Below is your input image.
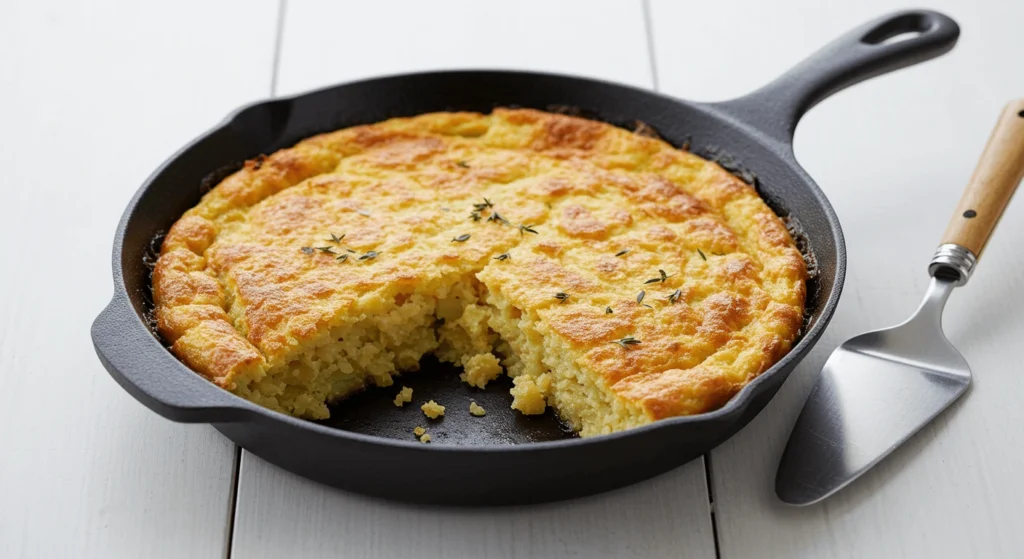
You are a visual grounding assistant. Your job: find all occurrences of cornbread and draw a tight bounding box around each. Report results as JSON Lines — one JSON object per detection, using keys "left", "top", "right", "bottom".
{"left": 413, "top": 426, "right": 426, "bottom": 437}
{"left": 421, "top": 400, "right": 445, "bottom": 419}
{"left": 392, "top": 386, "right": 413, "bottom": 407}
{"left": 153, "top": 108, "right": 806, "bottom": 437}
{"left": 419, "top": 434, "right": 432, "bottom": 443}
{"left": 469, "top": 402, "right": 486, "bottom": 417}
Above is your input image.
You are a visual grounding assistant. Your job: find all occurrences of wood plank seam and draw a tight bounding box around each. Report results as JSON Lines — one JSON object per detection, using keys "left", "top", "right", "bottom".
{"left": 643, "top": 0, "right": 721, "bottom": 553}
{"left": 642, "top": 0, "right": 661, "bottom": 91}
{"left": 270, "top": 0, "right": 288, "bottom": 97}
{"left": 704, "top": 452, "right": 723, "bottom": 559}
{"left": 227, "top": 2, "right": 288, "bottom": 558}
{"left": 224, "top": 446, "right": 243, "bottom": 559}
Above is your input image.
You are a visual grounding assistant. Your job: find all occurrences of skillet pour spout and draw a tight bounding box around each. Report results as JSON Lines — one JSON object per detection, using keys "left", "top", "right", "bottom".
{"left": 92, "top": 10, "right": 958, "bottom": 505}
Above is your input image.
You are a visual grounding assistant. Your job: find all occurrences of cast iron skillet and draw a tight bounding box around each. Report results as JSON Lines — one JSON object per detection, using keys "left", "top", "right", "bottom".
{"left": 92, "top": 10, "right": 958, "bottom": 505}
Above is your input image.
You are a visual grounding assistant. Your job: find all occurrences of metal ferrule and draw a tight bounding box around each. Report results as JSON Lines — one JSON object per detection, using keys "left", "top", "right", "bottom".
{"left": 928, "top": 244, "right": 977, "bottom": 286}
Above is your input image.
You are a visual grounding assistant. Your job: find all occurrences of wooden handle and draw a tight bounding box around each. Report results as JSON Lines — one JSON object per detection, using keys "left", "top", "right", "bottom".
{"left": 941, "top": 99, "right": 1024, "bottom": 256}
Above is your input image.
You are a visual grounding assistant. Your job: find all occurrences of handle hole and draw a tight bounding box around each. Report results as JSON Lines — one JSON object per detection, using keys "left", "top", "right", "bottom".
{"left": 1018, "top": 110, "right": 1024, "bottom": 118}
{"left": 872, "top": 31, "right": 922, "bottom": 46}
{"left": 861, "top": 13, "right": 933, "bottom": 45}
{"left": 963, "top": 209, "right": 977, "bottom": 218}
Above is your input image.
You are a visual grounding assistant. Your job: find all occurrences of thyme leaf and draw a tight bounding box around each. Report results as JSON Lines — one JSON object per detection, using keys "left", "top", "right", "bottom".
{"left": 646, "top": 269, "right": 674, "bottom": 284}
{"left": 636, "top": 291, "right": 646, "bottom": 304}
{"left": 697, "top": 249, "right": 707, "bottom": 261}
{"left": 487, "top": 212, "right": 510, "bottom": 225}
{"left": 519, "top": 224, "right": 539, "bottom": 236}
{"left": 615, "top": 249, "right": 630, "bottom": 257}
{"left": 612, "top": 336, "right": 641, "bottom": 348}
{"left": 668, "top": 289, "right": 682, "bottom": 304}
{"left": 554, "top": 292, "right": 570, "bottom": 303}
{"left": 328, "top": 233, "right": 345, "bottom": 243}
{"left": 358, "top": 250, "right": 379, "bottom": 261}
{"left": 493, "top": 253, "right": 511, "bottom": 261}
{"left": 452, "top": 234, "right": 471, "bottom": 243}
{"left": 605, "top": 306, "right": 613, "bottom": 314}
{"left": 336, "top": 254, "right": 348, "bottom": 262}
{"left": 300, "top": 247, "right": 314, "bottom": 255}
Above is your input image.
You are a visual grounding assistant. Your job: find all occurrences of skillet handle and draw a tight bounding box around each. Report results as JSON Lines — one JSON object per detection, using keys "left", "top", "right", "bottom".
{"left": 713, "top": 10, "right": 959, "bottom": 146}
{"left": 92, "top": 296, "right": 255, "bottom": 423}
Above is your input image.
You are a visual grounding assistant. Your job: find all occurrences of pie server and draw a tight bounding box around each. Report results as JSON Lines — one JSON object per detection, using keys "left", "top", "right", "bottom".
{"left": 776, "top": 99, "right": 1024, "bottom": 505}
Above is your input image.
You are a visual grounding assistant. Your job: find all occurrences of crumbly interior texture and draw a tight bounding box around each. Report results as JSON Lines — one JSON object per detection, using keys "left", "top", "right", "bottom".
{"left": 153, "top": 109, "right": 806, "bottom": 437}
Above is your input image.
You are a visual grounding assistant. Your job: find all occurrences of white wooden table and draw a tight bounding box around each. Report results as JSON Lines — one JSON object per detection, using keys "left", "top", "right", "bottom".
{"left": 3, "top": 1, "right": 1023, "bottom": 557}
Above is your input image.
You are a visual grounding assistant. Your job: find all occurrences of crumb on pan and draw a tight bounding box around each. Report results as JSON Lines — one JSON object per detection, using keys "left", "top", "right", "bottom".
{"left": 421, "top": 400, "right": 445, "bottom": 419}
{"left": 469, "top": 401, "right": 486, "bottom": 416}
{"left": 392, "top": 386, "right": 413, "bottom": 407}
{"left": 419, "top": 433, "right": 432, "bottom": 443}
{"left": 413, "top": 426, "right": 426, "bottom": 436}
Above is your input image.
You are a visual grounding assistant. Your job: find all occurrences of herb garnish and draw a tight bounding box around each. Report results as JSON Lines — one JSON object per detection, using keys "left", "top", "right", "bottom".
{"left": 612, "top": 336, "right": 642, "bottom": 348}
{"left": 328, "top": 233, "right": 345, "bottom": 243}
{"left": 554, "top": 292, "right": 570, "bottom": 303}
{"left": 637, "top": 290, "right": 653, "bottom": 309}
{"left": 358, "top": 251, "right": 379, "bottom": 261}
{"left": 605, "top": 306, "right": 614, "bottom": 314}
{"left": 336, "top": 254, "right": 348, "bottom": 262}
{"left": 712, "top": 251, "right": 724, "bottom": 256}
{"left": 456, "top": 161, "right": 470, "bottom": 168}
{"left": 615, "top": 249, "right": 630, "bottom": 257}
{"left": 472, "top": 198, "right": 494, "bottom": 211}
{"left": 470, "top": 211, "right": 482, "bottom": 222}
{"left": 644, "top": 270, "right": 674, "bottom": 285}
{"left": 452, "top": 234, "right": 471, "bottom": 243}
{"left": 493, "top": 253, "right": 511, "bottom": 261}
{"left": 488, "top": 212, "right": 510, "bottom": 225}
{"left": 357, "top": 210, "right": 371, "bottom": 217}
{"left": 346, "top": 248, "right": 357, "bottom": 254}
{"left": 519, "top": 224, "right": 539, "bottom": 236}
{"left": 300, "top": 247, "right": 314, "bottom": 255}
{"left": 316, "top": 246, "right": 336, "bottom": 254}
{"left": 668, "top": 289, "right": 682, "bottom": 304}
{"left": 697, "top": 249, "right": 707, "bottom": 261}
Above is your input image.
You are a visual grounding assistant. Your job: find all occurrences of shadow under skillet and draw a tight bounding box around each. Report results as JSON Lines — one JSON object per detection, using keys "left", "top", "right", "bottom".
{"left": 317, "top": 356, "right": 577, "bottom": 445}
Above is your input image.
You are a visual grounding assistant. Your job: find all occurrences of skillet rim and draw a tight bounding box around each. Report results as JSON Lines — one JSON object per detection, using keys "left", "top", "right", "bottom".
{"left": 102, "top": 68, "right": 846, "bottom": 451}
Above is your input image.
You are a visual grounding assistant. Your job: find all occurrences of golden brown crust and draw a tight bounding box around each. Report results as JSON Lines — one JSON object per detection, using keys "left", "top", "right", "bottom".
{"left": 154, "top": 108, "right": 806, "bottom": 420}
